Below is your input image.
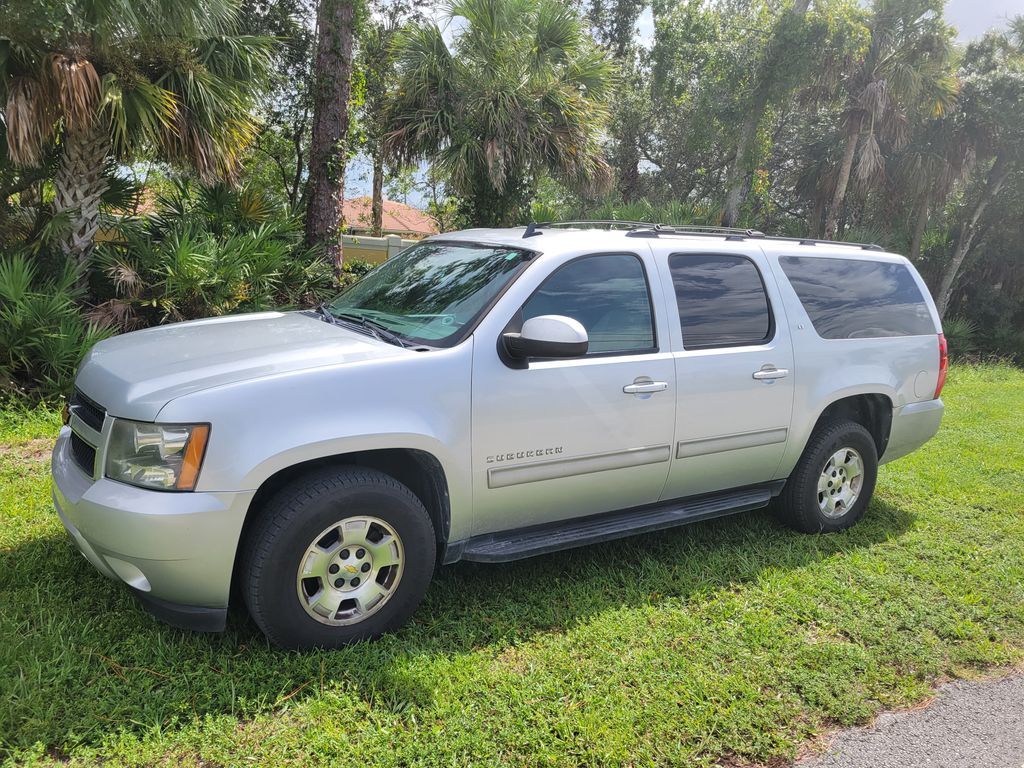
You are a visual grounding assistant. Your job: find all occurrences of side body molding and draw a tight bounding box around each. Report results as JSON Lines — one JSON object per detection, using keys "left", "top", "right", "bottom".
{"left": 487, "top": 444, "right": 672, "bottom": 489}
{"left": 676, "top": 427, "right": 788, "bottom": 459}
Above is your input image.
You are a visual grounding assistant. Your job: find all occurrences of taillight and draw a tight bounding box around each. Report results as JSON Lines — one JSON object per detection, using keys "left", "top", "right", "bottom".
{"left": 934, "top": 333, "right": 948, "bottom": 399}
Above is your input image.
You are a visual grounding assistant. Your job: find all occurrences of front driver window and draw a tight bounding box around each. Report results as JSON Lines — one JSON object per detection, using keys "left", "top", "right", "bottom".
{"left": 521, "top": 253, "right": 655, "bottom": 355}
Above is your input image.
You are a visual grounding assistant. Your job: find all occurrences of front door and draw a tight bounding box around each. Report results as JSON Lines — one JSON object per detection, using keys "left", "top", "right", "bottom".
{"left": 657, "top": 249, "right": 795, "bottom": 499}
{"left": 470, "top": 252, "right": 677, "bottom": 536}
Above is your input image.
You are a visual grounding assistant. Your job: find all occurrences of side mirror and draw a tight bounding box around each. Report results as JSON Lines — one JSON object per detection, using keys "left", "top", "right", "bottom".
{"left": 503, "top": 315, "right": 588, "bottom": 360}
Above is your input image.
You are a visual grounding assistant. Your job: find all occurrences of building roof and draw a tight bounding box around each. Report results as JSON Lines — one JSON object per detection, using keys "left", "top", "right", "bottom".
{"left": 343, "top": 197, "right": 438, "bottom": 236}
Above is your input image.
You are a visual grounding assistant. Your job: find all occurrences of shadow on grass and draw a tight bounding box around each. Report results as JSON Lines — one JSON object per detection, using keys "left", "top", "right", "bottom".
{"left": 0, "top": 497, "right": 914, "bottom": 753}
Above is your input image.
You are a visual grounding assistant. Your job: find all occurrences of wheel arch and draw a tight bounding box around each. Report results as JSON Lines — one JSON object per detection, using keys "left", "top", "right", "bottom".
{"left": 808, "top": 393, "right": 894, "bottom": 457}
{"left": 231, "top": 448, "right": 452, "bottom": 601}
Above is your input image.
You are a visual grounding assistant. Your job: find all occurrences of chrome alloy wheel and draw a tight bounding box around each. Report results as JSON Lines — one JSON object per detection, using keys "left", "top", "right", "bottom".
{"left": 295, "top": 516, "right": 404, "bottom": 625}
{"left": 817, "top": 447, "right": 864, "bottom": 519}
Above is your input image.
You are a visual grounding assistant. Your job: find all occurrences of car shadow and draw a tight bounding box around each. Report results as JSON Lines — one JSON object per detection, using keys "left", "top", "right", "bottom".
{"left": 0, "top": 497, "right": 914, "bottom": 754}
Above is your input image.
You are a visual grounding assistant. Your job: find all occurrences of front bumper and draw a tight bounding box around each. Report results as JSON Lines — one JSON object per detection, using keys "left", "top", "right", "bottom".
{"left": 52, "top": 427, "right": 255, "bottom": 631}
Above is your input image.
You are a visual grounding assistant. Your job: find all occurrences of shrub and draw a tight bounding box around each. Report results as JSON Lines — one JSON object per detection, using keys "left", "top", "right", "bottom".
{"left": 942, "top": 316, "right": 978, "bottom": 359}
{"left": 92, "top": 182, "right": 339, "bottom": 329}
{"left": 0, "top": 252, "right": 113, "bottom": 399}
{"left": 338, "top": 258, "right": 375, "bottom": 288}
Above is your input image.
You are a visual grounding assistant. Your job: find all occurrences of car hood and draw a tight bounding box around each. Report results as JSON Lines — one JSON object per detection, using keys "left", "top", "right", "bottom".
{"left": 75, "top": 311, "right": 408, "bottom": 421}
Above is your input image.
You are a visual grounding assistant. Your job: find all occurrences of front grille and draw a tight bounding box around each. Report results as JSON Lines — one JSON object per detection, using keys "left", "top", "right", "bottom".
{"left": 70, "top": 389, "right": 106, "bottom": 431}
{"left": 70, "top": 432, "right": 97, "bottom": 476}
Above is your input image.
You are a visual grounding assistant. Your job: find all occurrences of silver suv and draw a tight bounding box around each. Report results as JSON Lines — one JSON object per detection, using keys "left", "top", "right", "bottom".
{"left": 52, "top": 223, "right": 947, "bottom": 648}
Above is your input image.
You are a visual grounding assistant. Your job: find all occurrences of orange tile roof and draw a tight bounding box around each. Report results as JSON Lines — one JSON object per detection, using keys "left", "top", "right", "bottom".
{"left": 343, "top": 196, "right": 439, "bottom": 236}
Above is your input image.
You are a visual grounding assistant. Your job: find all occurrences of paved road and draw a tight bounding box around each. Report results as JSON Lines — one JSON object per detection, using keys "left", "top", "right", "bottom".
{"left": 796, "top": 672, "right": 1024, "bottom": 768}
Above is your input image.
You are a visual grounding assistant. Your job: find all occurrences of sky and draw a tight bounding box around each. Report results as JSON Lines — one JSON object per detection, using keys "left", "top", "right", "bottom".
{"left": 945, "top": 0, "right": 1021, "bottom": 40}
{"left": 349, "top": 0, "right": 1021, "bottom": 207}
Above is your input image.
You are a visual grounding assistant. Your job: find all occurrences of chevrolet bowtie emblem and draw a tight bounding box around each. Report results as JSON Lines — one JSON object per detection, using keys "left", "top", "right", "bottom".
{"left": 344, "top": 565, "right": 358, "bottom": 573}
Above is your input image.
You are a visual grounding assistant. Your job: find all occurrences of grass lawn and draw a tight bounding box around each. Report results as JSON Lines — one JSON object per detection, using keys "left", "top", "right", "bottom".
{"left": 1, "top": 364, "right": 1022, "bottom": 767}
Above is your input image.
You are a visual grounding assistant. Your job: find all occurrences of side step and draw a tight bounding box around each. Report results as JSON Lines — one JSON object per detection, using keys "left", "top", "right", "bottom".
{"left": 451, "top": 485, "right": 777, "bottom": 564}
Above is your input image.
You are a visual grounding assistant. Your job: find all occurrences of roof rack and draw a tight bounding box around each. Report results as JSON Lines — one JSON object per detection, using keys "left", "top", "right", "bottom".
{"left": 522, "top": 220, "right": 883, "bottom": 250}
{"left": 626, "top": 224, "right": 766, "bottom": 241}
{"left": 523, "top": 220, "right": 654, "bottom": 238}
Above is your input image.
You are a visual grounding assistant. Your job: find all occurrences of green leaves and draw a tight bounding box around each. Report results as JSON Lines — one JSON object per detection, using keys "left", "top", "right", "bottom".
{"left": 99, "top": 74, "right": 178, "bottom": 159}
{"left": 0, "top": 251, "right": 112, "bottom": 399}
{"left": 387, "top": 0, "right": 614, "bottom": 226}
{"left": 93, "top": 181, "right": 337, "bottom": 327}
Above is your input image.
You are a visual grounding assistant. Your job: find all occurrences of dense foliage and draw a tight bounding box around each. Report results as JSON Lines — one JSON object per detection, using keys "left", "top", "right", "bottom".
{"left": 0, "top": 0, "right": 274, "bottom": 276}
{"left": 387, "top": 0, "right": 616, "bottom": 226}
{"left": 543, "top": 0, "right": 1024, "bottom": 360}
{"left": 91, "top": 182, "right": 338, "bottom": 329}
{"left": 2, "top": 0, "right": 1023, "bottom": 400}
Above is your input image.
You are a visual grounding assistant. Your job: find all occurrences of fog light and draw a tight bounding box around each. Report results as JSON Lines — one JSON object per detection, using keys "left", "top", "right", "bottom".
{"left": 104, "top": 557, "right": 151, "bottom": 592}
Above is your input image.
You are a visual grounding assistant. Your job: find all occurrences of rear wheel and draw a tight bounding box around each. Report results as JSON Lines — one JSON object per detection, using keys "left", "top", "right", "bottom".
{"left": 241, "top": 467, "right": 435, "bottom": 649}
{"left": 775, "top": 419, "right": 878, "bottom": 533}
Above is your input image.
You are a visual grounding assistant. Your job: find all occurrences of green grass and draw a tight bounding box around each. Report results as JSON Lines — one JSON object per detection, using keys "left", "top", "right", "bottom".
{"left": 2, "top": 365, "right": 1023, "bottom": 767}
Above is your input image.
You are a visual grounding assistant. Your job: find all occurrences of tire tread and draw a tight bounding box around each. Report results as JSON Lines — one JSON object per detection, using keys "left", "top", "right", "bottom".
{"left": 240, "top": 466, "right": 434, "bottom": 648}
{"left": 775, "top": 418, "right": 878, "bottom": 534}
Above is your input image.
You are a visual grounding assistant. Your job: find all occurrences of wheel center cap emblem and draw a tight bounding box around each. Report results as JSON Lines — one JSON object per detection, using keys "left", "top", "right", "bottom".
{"left": 344, "top": 564, "right": 358, "bottom": 573}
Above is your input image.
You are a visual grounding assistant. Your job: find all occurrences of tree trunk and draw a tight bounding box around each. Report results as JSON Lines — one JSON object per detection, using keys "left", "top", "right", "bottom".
{"left": 618, "top": 150, "right": 641, "bottom": 203}
{"left": 935, "top": 154, "right": 1010, "bottom": 318}
{"left": 305, "top": 0, "right": 357, "bottom": 270}
{"left": 721, "top": 0, "right": 810, "bottom": 228}
{"left": 290, "top": 114, "right": 307, "bottom": 210}
{"left": 823, "top": 117, "right": 862, "bottom": 240}
{"left": 810, "top": 183, "right": 827, "bottom": 237}
{"left": 909, "top": 194, "right": 929, "bottom": 262}
{"left": 371, "top": 147, "right": 384, "bottom": 237}
{"left": 613, "top": 124, "right": 642, "bottom": 203}
{"left": 54, "top": 120, "right": 111, "bottom": 289}
{"left": 721, "top": 107, "right": 763, "bottom": 227}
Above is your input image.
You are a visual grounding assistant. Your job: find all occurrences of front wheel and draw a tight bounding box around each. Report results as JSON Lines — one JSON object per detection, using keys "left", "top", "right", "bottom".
{"left": 241, "top": 467, "right": 436, "bottom": 649}
{"left": 775, "top": 419, "right": 878, "bottom": 533}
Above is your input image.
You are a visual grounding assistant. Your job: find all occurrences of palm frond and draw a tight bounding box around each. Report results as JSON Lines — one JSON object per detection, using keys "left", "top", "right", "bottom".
{"left": 99, "top": 74, "right": 178, "bottom": 158}
{"left": 45, "top": 53, "right": 101, "bottom": 134}
{"left": 5, "top": 76, "right": 52, "bottom": 166}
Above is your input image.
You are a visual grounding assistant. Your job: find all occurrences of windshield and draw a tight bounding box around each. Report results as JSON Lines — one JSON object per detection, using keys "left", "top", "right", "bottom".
{"left": 326, "top": 241, "right": 531, "bottom": 347}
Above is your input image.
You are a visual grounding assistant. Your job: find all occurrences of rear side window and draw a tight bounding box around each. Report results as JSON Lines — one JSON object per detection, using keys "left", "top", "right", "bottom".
{"left": 521, "top": 253, "right": 655, "bottom": 355}
{"left": 669, "top": 253, "right": 773, "bottom": 349}
{"left": 779, "top": 256, "right": 936, "bottom": 339}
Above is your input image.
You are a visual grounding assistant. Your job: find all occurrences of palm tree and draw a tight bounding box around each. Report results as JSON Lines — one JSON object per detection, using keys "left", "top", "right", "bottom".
{"left": 386, "top": 0, "right": 615, "bottom": 227}
{"left": 889, "top": 115, "right": 971, "bottom": 261}
{"left": 360, "top": 0, "right": 426, "bottom": 238}
{"left": 1, "top": 0, "right": 272, "bottom": 281}
{"left": 820, "top": 0, "right": 957, "bottom": 239}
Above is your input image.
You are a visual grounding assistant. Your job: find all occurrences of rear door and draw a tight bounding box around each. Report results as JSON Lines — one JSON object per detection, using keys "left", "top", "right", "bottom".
{"left": 655, "top": 245, "right": 795, "bottom": 499}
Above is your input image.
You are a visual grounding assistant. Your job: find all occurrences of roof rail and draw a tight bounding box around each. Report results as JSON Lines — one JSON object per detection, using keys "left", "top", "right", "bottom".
{"left": 522, "top": 220, "right": 884, "bottom": 250}
{"left": 624, "top": 224, "right": 765, "bottom": 242}
{"left": 788, "top": 236, "right": 884, "bottom": 251}
{"left": 629, "top": 226, "right": 883, "bottom": 250}
{"left": 523, "top": 220, "right": 656, "bottom": 238}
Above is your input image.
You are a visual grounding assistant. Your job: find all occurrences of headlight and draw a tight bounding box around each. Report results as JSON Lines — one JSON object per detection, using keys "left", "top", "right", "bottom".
{"left": 105, "top": 420, "right": 210, "bottom": 491}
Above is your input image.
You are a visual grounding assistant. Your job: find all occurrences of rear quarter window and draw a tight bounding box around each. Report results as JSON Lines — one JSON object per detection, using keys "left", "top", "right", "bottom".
{"left": 779, "top": 256, "right": 936, "bottom": 339}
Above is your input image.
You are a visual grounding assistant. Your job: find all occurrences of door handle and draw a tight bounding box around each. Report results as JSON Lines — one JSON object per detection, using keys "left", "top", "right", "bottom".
{"left": 752, "top": 366, "right": 789, "bottom": 381}
{"left": 623, "top": 380, "right": 669, "bottom": 394}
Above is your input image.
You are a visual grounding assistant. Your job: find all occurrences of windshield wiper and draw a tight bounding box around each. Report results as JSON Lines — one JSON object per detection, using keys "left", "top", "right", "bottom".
{"left": 315, "top": 304, "right": 337, "bottom": 324}
{"left": 330, "top": 309, "right": 410, "bottom": 348}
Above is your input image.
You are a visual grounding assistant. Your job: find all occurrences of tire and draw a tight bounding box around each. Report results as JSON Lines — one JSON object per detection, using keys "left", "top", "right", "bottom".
{"left": 774, "top": 419, "right": 878, "bottom": 534}
{"left": 241, "top": 467, "right": 436, "bottom": 649}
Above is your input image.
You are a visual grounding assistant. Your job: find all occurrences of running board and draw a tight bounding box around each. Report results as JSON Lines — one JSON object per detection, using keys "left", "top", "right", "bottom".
{"left": 448, "top": 484, "right": 779, "bottom": 564}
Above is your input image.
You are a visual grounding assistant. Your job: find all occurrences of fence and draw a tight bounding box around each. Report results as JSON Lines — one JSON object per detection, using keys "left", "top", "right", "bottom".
{"left": 342, "top": 234, "right": 418, "bottom": 265}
